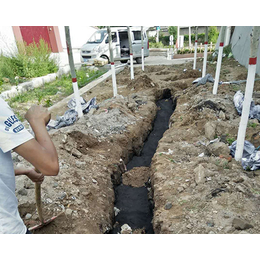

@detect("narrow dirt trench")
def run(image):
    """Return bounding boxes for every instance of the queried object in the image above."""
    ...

[109,89,176,234]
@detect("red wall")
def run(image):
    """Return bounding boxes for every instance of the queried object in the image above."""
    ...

[20,26,51,47]
[17,26,62,53]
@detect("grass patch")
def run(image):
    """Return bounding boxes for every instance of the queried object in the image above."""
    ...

[0,38,58,88]
[7,67,107,119]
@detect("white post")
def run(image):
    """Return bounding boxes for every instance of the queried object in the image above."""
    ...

[127,26,134,80]
[202,26,209,77]
[225,26,231,47]
[213,26,227,95]
[65,26,83,118]
[141,26,144,71]
[176,26,180,50]
[193,26,198,70]
[107,26,117,96]
[235,26,260,161]
[189,26,191,49]
[156,26,159,43]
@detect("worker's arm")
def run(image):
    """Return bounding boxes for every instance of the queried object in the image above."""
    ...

[14,105,59,176]
[15,166,44,183]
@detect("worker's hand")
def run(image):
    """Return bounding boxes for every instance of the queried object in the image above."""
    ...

[25,105,51,126]
[26,168,45,183]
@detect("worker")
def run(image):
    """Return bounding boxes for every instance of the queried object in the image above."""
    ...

[0,97,59,234]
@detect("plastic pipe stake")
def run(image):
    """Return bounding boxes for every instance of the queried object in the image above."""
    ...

[141,26,144,71]
[193,26,198,70]
[202,27,209,78]
[65,26,83,118]
[107,26,117,97]
[213,26,227,95]
[127,26,134,80]
[235,26,260,161]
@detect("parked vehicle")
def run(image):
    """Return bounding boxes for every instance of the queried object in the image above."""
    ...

[80,27,149,65]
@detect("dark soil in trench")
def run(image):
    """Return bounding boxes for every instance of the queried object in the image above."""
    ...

[110,91,176,234]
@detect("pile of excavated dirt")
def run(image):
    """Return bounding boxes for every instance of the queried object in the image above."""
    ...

[14,57,260,234]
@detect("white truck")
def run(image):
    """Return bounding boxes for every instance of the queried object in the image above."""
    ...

[80,26,149,65]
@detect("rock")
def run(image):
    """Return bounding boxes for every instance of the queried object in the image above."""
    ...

[75,160,86,169]
[65,208,73,216]
[219,111,226,120]
[18,188,28,196]
[25,213,32,220]
[206,142,230,156]
[232,218,253,230]
[204,122,216,140]
[114,207,120,216]
[24,179,34,189]
[165,202,172,210]
[72,148,82,158]
[194,164,206,184]
[52,181,59,188]
[121,224,132,234]
[58,192,67,200]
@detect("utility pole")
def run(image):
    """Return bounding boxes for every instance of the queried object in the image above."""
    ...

[107,26,117,97]
[235,26,260,161]
[141,26,144,71]
[202,26,209,77]
[65,26,83,118]
[213,26,227,95]
[127,26,134,80]
[193,26,198,70]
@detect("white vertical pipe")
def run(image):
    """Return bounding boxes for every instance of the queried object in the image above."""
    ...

[127,26,134,80]
[202,26,208,77]
[111,64,117,96]
[176,26,179,50]
[193,26,198,70]
[141,26,144,71]
[107,26,117,97]
[189,26,191,48]
[235,26,260,161]
[65,26,83,118]
[213,26,226,95]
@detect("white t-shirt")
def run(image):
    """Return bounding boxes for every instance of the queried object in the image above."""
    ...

[0,97,33,234]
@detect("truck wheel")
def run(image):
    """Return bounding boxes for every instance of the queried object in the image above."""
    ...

[120,60,128,64]
[136,57,142,64]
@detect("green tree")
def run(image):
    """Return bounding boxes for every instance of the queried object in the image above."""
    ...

[208,26,219,43]
[168,26,177,42]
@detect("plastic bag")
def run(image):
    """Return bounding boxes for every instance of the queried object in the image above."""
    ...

[233,90,258,119]
[67,97,98,114]
[229,140,260,170]
[192,74,215,87]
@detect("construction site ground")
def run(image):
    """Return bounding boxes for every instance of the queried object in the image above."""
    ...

[13,56,260,234]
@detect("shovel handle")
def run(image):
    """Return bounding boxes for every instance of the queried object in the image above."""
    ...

[35,169,44,224]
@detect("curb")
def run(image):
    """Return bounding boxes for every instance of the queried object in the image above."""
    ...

[0,64,81,100]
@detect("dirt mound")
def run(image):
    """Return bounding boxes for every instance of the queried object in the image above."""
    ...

[127,75,159,91]
[122,167,150,187]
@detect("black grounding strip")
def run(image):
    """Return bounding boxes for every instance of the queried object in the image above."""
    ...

[109,90,176,234]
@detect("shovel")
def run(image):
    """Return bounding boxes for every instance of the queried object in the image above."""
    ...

[28,169,64,231]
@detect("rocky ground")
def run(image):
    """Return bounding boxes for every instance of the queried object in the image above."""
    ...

[13,56,260,234]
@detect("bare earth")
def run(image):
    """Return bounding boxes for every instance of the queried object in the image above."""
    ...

[14,57,260,234]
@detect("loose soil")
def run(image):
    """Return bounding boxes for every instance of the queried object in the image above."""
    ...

[14,57,260,234]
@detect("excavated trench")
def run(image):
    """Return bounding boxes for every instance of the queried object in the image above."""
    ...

[109,89,176,234]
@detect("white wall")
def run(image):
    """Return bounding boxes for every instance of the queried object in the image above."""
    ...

[0,26,17,55]
[58,26,97,49]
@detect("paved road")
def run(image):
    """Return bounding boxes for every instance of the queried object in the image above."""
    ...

[53,48,195,69]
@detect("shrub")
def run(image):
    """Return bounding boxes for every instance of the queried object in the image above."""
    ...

[0,38,58,86]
